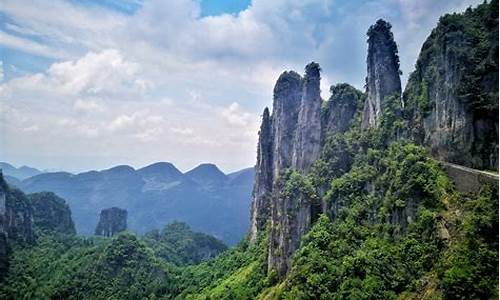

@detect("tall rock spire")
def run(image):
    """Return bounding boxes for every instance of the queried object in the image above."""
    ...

[95,207,127,237]
[249,108,273,242]
[292,62,323,170]
[361,19,402,129]
[271,71,303,177]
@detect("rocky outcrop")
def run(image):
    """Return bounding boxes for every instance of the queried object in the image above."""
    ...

[29,192,76,235]
[250,63,362,278]
[292,62,323,171]
[268,171,316,278]
[249,108,273,242]
[95,207,127,237]
[362,19,402,129]
[269,63,322,277]
[0,173,34,244]
[322,83,364,140]
[251,18,403,279]
[0,172,35,280]
[403,1,498,171]
[271,71,303,177]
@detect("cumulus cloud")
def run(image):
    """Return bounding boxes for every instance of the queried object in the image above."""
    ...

[0,0,484,172]
[47,49,148,96]
[221,102,256,127]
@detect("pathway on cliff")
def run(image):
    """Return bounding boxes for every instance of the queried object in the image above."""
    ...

[441,161,498,194]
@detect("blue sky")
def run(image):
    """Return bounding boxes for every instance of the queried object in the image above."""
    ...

[0,0,484,173]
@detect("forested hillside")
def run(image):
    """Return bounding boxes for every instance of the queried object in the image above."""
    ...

[0,1,497,299]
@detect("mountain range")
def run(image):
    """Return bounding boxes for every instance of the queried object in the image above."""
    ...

[2,162,254,245]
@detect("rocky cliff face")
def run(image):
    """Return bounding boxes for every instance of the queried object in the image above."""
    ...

[362,19,402,129]
[249,108,273,242]
[250,7,498,279]
[322,83,364,139]
[250,63,365,278]
[95,207,127,237]
[403,1,499,171]
[0,173,34,245]
[29,192,76,235]
[0,172,35,280]
[271,71,303,177]
[292,62,323,171]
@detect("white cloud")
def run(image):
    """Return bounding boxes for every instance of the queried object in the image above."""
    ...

[221,102,256,127]
[74,99,105,113]
[0,61,3,81]
[0,49,150,105]
[0,0,485,172]
[47,49,145,96]
[0,30,67,58]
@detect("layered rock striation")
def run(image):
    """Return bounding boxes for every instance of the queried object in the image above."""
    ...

[249,108,273,242]
[251,7,498,279]
[403,1,499,170]
[250,63,365,278]
[292,62,323,171]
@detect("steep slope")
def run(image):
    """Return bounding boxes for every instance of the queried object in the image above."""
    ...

[247,1,498,293]
[403,0,499,170]
[361,19,402,129]
[29,192,76,235]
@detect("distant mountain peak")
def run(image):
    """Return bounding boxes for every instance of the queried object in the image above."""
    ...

[186,163,226,178]
[184,163,227,188]
[0,162,43,180]
[102,165,136,174]
[138,162,182,177]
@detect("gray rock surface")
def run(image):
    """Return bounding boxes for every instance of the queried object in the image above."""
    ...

[271,71,303,177]
[95,207,127,237]
[403,3,498,171]
[0,172,35,280]
[250,62,355,278]
[268,173,313,278]
[362,19,402,129]
[292,62,323,171]
[249,108,273,242]
[322,83,364,140]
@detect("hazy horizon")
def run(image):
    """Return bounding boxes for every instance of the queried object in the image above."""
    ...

[0,0,484,173]
[1,159,253,175]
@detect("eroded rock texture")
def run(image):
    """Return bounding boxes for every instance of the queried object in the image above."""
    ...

[0,172,35,280]
[0,173,34,244]
[95,207,127,237]
[271,71,303,177]
[322,83,364,140]
[404,1,499,171]
[250,62,356,278]
[249,108,273,242]
[292,62,323,171]
[362,19,402,129]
